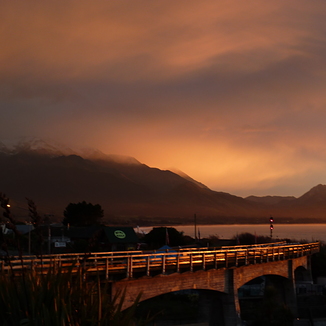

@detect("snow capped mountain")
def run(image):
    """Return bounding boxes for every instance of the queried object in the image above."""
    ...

[0,137,76,156]
[0,137,141,164]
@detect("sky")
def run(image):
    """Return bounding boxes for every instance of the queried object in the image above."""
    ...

[1,0,326,197]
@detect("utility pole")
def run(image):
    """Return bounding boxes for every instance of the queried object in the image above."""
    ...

[48,226,51,254]
[194,214,197,241]
[28,222,31,255]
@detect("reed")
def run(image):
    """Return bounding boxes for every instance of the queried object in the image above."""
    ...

[0,264,147,325]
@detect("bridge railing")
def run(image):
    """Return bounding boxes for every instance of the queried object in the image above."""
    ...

[0,242,320,279]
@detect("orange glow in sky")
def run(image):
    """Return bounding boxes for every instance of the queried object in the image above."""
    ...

[1,0,326,197]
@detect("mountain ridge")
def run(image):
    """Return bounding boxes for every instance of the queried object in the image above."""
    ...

[1,138,326,225]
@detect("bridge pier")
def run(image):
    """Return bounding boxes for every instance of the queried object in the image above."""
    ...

[287,260,299,316]
[224,269,242,326]
[221,294,241,326]
[112,269,243,326]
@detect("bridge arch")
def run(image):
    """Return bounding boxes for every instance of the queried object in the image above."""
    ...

[233,260,291,290]
[233,255,309,290]
[136,289,228,325]
[112,268,230,309]
[295,265,311,283]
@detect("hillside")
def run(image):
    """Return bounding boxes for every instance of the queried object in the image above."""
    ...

[245,185,326,223]
[1,138,326,225]
[0,139,263,224]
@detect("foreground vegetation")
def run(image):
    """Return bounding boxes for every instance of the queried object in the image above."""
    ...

[0,266,147,326]
[0,193,150,326]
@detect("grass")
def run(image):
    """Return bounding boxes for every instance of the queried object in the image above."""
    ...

[0,263,149,326]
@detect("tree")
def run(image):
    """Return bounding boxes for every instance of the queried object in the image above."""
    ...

[232,232,271,245]
[142,227,185,249]
[62,201,104,226]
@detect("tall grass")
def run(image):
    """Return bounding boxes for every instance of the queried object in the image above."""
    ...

[0,265,146,325]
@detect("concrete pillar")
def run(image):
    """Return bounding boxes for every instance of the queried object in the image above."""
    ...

[287,260,299,316]
[222,269,242,326]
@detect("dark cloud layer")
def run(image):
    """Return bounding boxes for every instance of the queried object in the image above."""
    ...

[1,0,326,196]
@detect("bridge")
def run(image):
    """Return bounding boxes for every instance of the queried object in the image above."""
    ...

[1,241,320,326]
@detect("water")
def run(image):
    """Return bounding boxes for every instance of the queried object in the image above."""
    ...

[137,224,326,242]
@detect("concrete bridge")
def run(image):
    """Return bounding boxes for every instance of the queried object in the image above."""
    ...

[111,242,319,325]
[1,241,320,325]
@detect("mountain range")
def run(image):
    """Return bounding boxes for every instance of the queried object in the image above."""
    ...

[1,138,326,225]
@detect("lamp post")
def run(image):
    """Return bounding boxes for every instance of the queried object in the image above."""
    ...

[270,216,274,239]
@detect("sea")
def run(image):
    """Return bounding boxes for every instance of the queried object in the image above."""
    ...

[137,224,326,243]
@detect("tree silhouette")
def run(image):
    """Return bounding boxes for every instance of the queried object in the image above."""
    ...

[62,201,104,226]
[143,227,185,249]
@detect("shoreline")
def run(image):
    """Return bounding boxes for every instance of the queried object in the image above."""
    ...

[127,221,326,227]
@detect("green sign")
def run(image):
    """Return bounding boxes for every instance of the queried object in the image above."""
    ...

[114,230,126,239]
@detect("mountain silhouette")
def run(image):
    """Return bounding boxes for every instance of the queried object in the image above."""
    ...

[0,138,326,225]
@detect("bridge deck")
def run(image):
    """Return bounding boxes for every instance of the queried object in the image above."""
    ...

[0,242,320,279]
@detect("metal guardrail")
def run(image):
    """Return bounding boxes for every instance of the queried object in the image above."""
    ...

[0,242,320,279]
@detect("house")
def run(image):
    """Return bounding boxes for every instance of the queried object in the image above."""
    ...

[100,227,139,251]
[67,226,139,251]
[24,225,139,253]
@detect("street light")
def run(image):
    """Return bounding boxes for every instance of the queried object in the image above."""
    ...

[270,216,274,238]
